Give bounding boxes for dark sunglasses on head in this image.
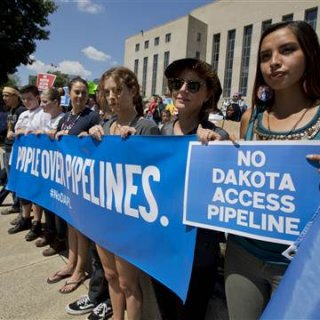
[168,78,205,93]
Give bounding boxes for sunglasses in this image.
[168,78,205,93]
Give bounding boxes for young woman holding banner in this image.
[47,77,100,293]
[152,58,229,320]
[88,66,159,320]
[225,20,320,319]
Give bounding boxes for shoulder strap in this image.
[245,107,261,141]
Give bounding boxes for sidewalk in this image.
[0,195,161,320]
[0,206,88,319]
[0,194,228,320]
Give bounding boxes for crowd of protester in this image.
[0,20,320,320]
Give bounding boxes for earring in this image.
[303,80,308,95]
[257,85,273,102]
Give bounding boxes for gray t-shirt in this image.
[103,116,160,136]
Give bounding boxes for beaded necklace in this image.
[254,104,320,140]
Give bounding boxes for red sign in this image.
[36,73,56,91]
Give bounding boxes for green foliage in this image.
[48,71,69,88]
[29,75,37,86]
[0,0,58,86]
[5,74,20,88]
[0,75,20,94]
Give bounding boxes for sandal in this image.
[47,271,73,284]
[58,276,87,294]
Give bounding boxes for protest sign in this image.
[36,73,56,91]
[184,141,320,244]
[60,86,70,107]
[7,134,197,302]
[7,136,320,301]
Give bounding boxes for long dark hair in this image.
[252,20,320,109]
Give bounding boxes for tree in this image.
[49,71,69,88]
[0,0,58,86]
[2,74,20,89]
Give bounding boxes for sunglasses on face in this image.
[168,78,205,93]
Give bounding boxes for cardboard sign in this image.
[36,73,56,91]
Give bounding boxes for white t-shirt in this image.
[15,106,51,131]
[43,112,65,132]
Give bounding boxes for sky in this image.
[16,0,213,86]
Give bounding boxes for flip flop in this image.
[47,271,73,284]
[58,276,86,294]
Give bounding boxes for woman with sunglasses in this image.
[152,58,229,320]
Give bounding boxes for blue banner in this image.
[184,141,320,244]
[8,136,320,305]
[261,206,320,319]
[7,134,197,302]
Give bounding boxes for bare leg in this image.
[97,244,126,320]
[21,203,32,219]
[116,256,142,320]
[58,228,89,293]
[47,224,76,282]
[63,225,78,272]
[69,230,89,281]
[32,204,42,223]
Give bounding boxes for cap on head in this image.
[164,57,223,118]
[165,58,207,78]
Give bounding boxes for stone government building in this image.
[124,0,319,103]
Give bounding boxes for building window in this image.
[223,29,236,98]
[282,14,293,21]
[134,59,139,77]
[239,25,253,96]
[195,51,200,59]
[261,19,272,34]
[197,32,201,42]
[305,7,318,30]
[162,51,170,95]
[154,37,160,46]
[151,54,158,95]
[144,40,149,49]
[135,43,140,52]
[211,33,220,72]
[142,57,148,97]
[165,33,171,43]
